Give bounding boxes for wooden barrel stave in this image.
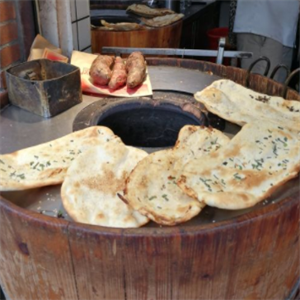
[0,193,299,299]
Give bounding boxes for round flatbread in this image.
[122,126,230,226]
[61,143,149,228]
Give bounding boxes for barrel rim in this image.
[1,189,298,237]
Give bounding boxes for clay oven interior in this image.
[73,92,209,149]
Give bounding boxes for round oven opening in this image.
[96,102,206,147]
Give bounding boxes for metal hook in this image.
[269,64,290,81]
[245,56,271,87]
[281,67,300,98]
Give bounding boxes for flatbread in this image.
[0,126,121,191]
[178,121,300,210]
[61,143,149,228]
[100,20,144,31]
[122,126,230,225]
[141,13,184,27]
[173,125,230,169]
[126,4,175,18]
[194,79,300,129]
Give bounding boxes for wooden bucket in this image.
[91,20,183,54]
[0,58,299,300]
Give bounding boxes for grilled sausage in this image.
[108,57,127,90]
[126,52,146,89]
[89,55,114,86]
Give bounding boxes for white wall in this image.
[36,0,92,56]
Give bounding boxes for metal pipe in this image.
[102,46,253,59]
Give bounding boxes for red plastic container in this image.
[206,27,230,65]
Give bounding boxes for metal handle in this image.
[246,56,271,87]
[281,67,300,98]
[247,56,271,76]
[102,46,252,60]
[269,64,290,81]
[216,37,226,65]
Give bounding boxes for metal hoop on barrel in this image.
[245,56,271,87]
[282,67,300,98]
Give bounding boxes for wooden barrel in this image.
[0,190,299,299]
[91,20,183,54]
[0,58,299,299]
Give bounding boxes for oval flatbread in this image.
[194,79,300,129]
[126,4,175,18]
[0,126,120,191]
[122,126,230,226]
[61,143,149,228]
[141,14,184,28]
[178,121,300,209]
[100,20,143,31]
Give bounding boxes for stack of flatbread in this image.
[98,4,182,32]
[0,126,150,228]
[126,4,184,28]
[1,79,299,228]
[176,80,300,209]
[0,126,121,191]
[194,79,300,129]
[178,121,300,209]
[120,126,230,225]
[122,80,300,222]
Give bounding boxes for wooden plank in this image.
[122,228,175,300]
[0,197,78,300]
[263,197,300,299]
[67,223,125,300]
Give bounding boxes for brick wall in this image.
[0,0,36,109]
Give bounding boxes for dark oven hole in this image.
[97,102,206,148]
